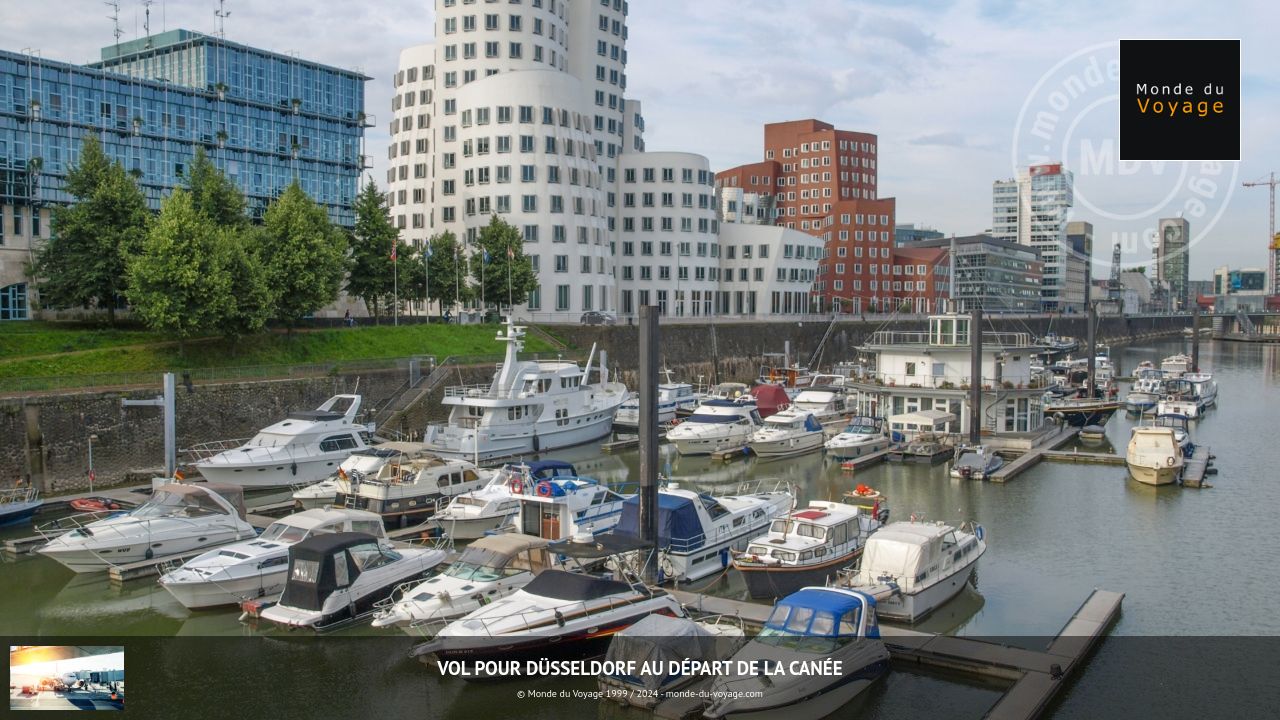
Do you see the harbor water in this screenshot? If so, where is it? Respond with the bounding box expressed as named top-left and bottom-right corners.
top-left (4, 337), bottom-right (1280, 718)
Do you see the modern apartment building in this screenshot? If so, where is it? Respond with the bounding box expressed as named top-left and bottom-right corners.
top-left (0, 31), bottom-right (369, 320)
top-left (717, 223), bottom-right (823, 316)
top-left (1155, 217), bottom-right (1190, 310)
top-left (716, 119), bottom-right (897, 314)
top-left (912, 235), bottom-right (1043, 313)
top-left (992, 163), bottom-right (1084, 311)
top-left (894, 223), bottom-right (944, 247)
top-left (387, 0), bottom-right (640, 320)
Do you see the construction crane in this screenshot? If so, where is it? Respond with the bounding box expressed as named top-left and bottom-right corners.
top-left (1242, 172), bottom-right (1278, 294)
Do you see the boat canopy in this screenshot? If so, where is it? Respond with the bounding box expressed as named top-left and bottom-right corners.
top-left (604, 614), bottom-right (746, 692)
top-left (614, 493), bottom-right (706, 552)
top-left (280, 531), bottom-right (378, 611)
top-left (750, 384), bottom-right (790, 416)
top-left (764, 587), bottom-right (878, 639)
top-left (459, 534), bottom-right (551, 572)
top-left (150, 483), bottom-right (246, 519)
top-left (525, 460), bottom-right (577, 479)
top-left (521, 569), bottom-right (634, 601)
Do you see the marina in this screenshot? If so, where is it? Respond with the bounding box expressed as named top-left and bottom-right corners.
top-left (0, 333), bottom-right (1270, 719)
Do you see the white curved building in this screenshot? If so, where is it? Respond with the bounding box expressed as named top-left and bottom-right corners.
top-left (387, 44), bottom-right (437, 314)
top-left (616, 151), bottom-right (720, 317)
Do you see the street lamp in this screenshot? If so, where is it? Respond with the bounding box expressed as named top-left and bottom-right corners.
top-left (88, 434), bottom-right (99, 493)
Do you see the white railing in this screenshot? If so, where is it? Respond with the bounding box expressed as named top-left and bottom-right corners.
top-left (182, 438), bottom-right (251, 462)
top-left (442, 383), bottom-right (504, 399)
top-left (865, 330), bottom-right (1035, 347)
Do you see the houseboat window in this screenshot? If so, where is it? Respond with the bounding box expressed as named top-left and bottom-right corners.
top-left (463, 469), bottom-right (479, 482)
top-left (905, 362), bottom-right (917, 376)
top-left (259, 556), bottom-right (288, 569)
top-left (800, 551), bottom-right (814, 560)
top-left (832, 523), bottom-right (848, 545)
top-left (732, 516), bottom-right (745, 527)
top-left (291, 558), bottom-right (321, 583)
top-left (815, 547), bottom-right (826, 557)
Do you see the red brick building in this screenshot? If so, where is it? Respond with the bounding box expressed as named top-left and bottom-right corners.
top-left (716, 119), bottom-right (897, 313)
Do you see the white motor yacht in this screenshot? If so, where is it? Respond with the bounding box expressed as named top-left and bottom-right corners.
top-left (667, 400), bottom-right (764, 456)
top-left (1124, 372), bottom-right (1166, 413)
top-left (749, 411), bottom-right (825, 458)
top-left (949, 445), bottom-right (1005, 480)
top-left (336, 454), bottom-right (488, 528)
top-left (409, 568), bottom-right (685, 668)
top-left (1161, 353), bottom-right (1192, 378)
top-left (614, 374), bottom-right (700, 429)
top-left (1126, 426), bottom-right (1184, 486)
top-left (1183, 372), bottom-right (1218, 408)
top-left (158, 508), bottom-right (388, 609)
top-left (370, 534), bottom-right (553, 630)
top-left (37, 483), bottom-right (256, 573)
top-left (839, 519), bottom-right (986, 623)
top-left (291, 443), bottom-right (435, 510)
top-left (510, 462), bottom-right (633, 541)
top-left (426, 463), bottom-right (529, 539)
top-left (734, 499), bottom-right (884, 600)
top-left (192, 395), bottom-right (372, 488)
top-left (786, 385), bottom-right (853, 431)
top-left (703, 587), bottom-right (890, 720)
top-left (257, 531), bottom-right (447, 631)
top-left (422, 318), bottom-right (628, 463)
top-left (611, 482), bottom-right (793, 583)
top-left (825, 416), bottom-right (890, 459)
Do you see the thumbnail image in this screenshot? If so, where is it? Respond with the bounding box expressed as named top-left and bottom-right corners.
top-left (9, 646), bottom-right (124, 711)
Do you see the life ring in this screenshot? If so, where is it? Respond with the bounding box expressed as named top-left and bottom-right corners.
top-left (535, 481), bottom-right (554, 497)
top-left (508, 475), bottom-right (524, 494)
top-left (854, 484), bottom-right (874, 496)
top-left (1166, 395), bottom-right (1176, 401)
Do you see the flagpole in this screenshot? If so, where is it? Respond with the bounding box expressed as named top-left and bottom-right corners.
top-left (424, 242), bottom-right (430, 320)
top-left (454, 243), bottom-right (460, 319)
top-left (507, 242), bottom-right (513, 309)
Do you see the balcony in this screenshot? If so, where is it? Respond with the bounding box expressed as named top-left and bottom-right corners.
top-left (864, 329), bottom-right (1036, 348)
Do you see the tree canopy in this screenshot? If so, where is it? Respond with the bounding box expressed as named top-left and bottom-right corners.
top-left (423, 231), bottom-right (471, 316)
top-left (259, 181), bottom-right (347, 328)
top-left (184, 147), bottom-right (248, 227)
top-left (345, 181), bottom-right (401, 320)
top-left (468, 215), bottom-right (539, 310)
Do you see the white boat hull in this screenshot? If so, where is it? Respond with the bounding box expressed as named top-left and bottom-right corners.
top-left (1156, 400), bottom-right (1201, 418)
top-left (427, 512), bottom-right (514, 540)
top-left (670, 426), bottom-right (755, 456)
top-left (38, 526), bottom-right (252, 574)
top-left (161, 568), bottom-right (287, 609)
top-left (750, 432), bottom-right (824, 458)
top-left (197, 456), bottom-right (347, 488)
top-left (424, 411), bottom-right (621, 464)
top-left (1127, 463), bottom-right (1182, 486)
top-left (825, 437), bottom-right (890, 459)
top-left (873, 554), bottom-right (980, 623)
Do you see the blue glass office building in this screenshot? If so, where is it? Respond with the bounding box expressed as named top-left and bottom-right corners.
top-left (0, 31), bottom-right (370, 319)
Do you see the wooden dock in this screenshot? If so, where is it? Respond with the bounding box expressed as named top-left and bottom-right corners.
top-left (710, 445), bottom-right (752, 462)
top-left (1039, 449), bottom-right (1126, 465)
top-left (835, 447), bottom-right (893, 472)
top-left (989, 428), bottom-right (1080, 482)
top-left (1181, 445), bottom-right (1214, 488)
top-left (667, 587), bottom-right (1123, 720)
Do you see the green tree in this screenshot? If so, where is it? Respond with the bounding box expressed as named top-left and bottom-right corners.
top-left (467, 215), bottom-right (539, 311)
top-left (345, 181), bottom-right (400, 321)
top-left (260, 181), bottom-right (347, 329)
top-left (184, 147), bottom-right (248, 227)
top-left (125, 190), bottom-right (234, 348)
top-left (214, 227), bottom-right (274, 343)
top-left (423, 231), bottom-right (471, 318)
top-left (35, 135), bottom-right (148, 324)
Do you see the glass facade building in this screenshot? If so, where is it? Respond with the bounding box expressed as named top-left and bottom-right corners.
top-left (0, 30), bottom-right (370, 320)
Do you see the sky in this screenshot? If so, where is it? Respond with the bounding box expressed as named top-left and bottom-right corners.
top-left (10, 650), bottom-right (125, 680)
top-left (3, 0), bottom-right (1277, 280)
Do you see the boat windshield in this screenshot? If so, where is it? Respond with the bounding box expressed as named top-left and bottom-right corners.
top-left (769, 519), bottom-right (825, 538)
top-left (260, 522), bottom-right (310, 543)
top-left (757, 604), bottom-right (862, 652)
top-left (843, 421), bottom-right (878, 435)
top-left (132, 489), bottom-right (226, 519)
top-left (442, 546), bottom-right (523, 582)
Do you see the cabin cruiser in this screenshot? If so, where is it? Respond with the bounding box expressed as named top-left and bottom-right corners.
top-left (1038, 333), bottom-right (1080, 356)
top-left (1182, 372), bottom-right (1218, 408)
top-left (838, 519), bottom-right (986, 623)
top-left (1124, 372), bottom-right (1166, 413)
top-left (1155, 378), bottom-right (1209, 418)
top-left (510, 461), bottom-right (632, 541)
top-left (599, 613), bottom-right (747, 710)
top-left (1154, 413), bottom-right (1193, 456)
top-left (1126, 427), bottom-right (1184, 486)
top-left (1161, 354), bottom-right (1192, 378)
top-left (0, 486), bottom-right (42, 527)
top-left (668, 400), bottom-right (764, 456)
top-left (749, 411), bottom-right (825, 458)
top-left (193, 395), bottom-right (373, 488)
top-left (785, 386), bottom-right (853, 431)
top-left (257, 531), bottom-right (447, 631)
top-left (733, 500), bottom-right (884, 599)
top-left (158, 508), bottom-right (388, 609)
top-left (758, 362), bottom-right (820, 397)
top-left (37, 483), bottom-right (256, 573)
top-left (422, 318), bottom-right (628, 463)
top-left (704, 382), bottom-right (752, 402)
top-left (825, 416), bottom-right (890, 459)
top-left (949, 445), bottom-right (1005, 480)
top-left (614, 375), bottom-right (700, 429)
top-left (292, 444), bottom-right (436, 510)
top-left (703, 587), bottom-right (890, 720)
top-left (409, 568), bottom-right (686, 667)
top-left (1044, 395), bottom-right (1122, 427)
top-left (424, 462), bottom-right (542, 539)
top-left (371, 534), bottom-right (553, 631)
top-left (335, 455), bottom-right (487, 528)
top-left (610, 482), bottom-right (792, 583)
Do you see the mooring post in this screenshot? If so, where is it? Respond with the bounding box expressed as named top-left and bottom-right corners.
top-left (638, 306), bottom-right (660, 584)
top-left (969, 308), bottom-right (982, 445)
top-left (1087, 303), bottom-right (1097, 398)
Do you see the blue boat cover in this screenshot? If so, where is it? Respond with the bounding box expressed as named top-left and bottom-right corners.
top-left (803, 414), bottom-right (823, 433)
top-left (613, 493), bottom-right (704, 551)
top-left (764, 588), bottom-right (878, 639)
top-left (526, 460), bottom-right (576, 479)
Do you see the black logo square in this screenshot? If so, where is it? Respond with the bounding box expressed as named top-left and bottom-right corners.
top-left (1119, 39), bottom-right (1240, 161)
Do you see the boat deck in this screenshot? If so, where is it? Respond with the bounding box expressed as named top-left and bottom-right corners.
top-left (665, 588), bottom-right (1123, 720)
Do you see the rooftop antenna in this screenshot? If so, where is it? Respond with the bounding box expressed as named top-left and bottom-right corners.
top-left (215, 0), bottom-right (230, 39)
top-left (105, 1), bottom-right (123, 47)
top-left (142, 0), bottom-right (154, 46)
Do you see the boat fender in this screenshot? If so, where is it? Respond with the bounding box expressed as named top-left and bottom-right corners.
top-left (291, 461), bottom-right (298, 476)
top-left (532, 434), bottom-right (540, 454)
top-left (975, 525), bottom-right (984, 541)
top-left (535, 481), bottom-right (554, 497)
top-left (719, 547), bottom-right (730, 569)
top-left (554, 609), bottom-right (565, 628)
top-left (144, 548), bottom-right (154, 560)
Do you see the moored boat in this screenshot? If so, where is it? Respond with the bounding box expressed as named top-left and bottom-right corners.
top-left (1126, 426), bottom-right (1184, 486)
top-left (825, 416), bottom-right (890, 459)
top-left (0, 486), bottom-right (43, 527)
top-left (949, 445), bottom-right (1004, 480)
top-left (668, 399), bottom-right (764, 456)
top-left (748, 411), bottom-right (825, 458)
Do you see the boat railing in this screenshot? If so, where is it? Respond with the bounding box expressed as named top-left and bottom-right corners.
top-left (182, 438), bottom-right (252, 462)
top-left (442, 383), bottom-right (510, 399)
top-left (34, 509), bottom-right (242, 543)
top-left (0, 486), bottom-right (39, 505)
